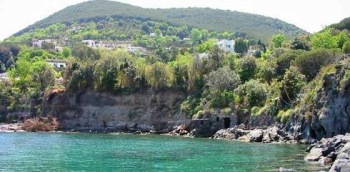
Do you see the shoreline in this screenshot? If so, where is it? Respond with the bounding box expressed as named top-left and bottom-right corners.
top-left (2, 122), bottom-right (349, 170)
top-left (0, 123), bottom-right (25, 132)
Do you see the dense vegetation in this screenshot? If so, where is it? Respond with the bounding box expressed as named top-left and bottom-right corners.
top-left (14, 0), bottom-right (306, 42)
top-left (1, 2), bottom-right (350, 128)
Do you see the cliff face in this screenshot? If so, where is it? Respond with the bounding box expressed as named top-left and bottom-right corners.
top-left (43, 89), bottom-right (190, 132)
top-left (288, 64), bottom-right (350, 140)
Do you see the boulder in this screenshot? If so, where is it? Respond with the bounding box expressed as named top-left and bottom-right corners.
top-left (329, 142), bottom-right (350, 171)
top-left (262, 126), bottom-right (280, 143)
top-left (213, 128), bottom-right (235, 140)
top-left (329, 159), bottom-right (350, 172)
top-left (234, 129), bottom-right (250, 139)
top-left (248, 129), bottom-right (263, 142)
top-left (321, 146), bottom-right (335, 156)
top-left (304, 148), bottom-right (323, 161)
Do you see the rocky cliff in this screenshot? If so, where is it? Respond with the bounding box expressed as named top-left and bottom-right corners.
top-left (287, 63), bottom-right (350, 141)
top-left (43, 89), bottom-right (190, 132)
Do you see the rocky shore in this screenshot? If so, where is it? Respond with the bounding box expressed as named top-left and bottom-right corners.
top-left (304, 134), bottom-right (350, 171)
top-left (0, 123), bottom-right (24, 132)
top-left (211, 125), bottom-right (297, 144)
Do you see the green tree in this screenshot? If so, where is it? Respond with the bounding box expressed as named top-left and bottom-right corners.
top-left (9, 58), bottom-right (55, 92)
top-left (234, 38), bottom-right (249, 54)
top-left (336, 31), bottom-right (350, 49)
top-left (293, 49), bottom-right (337, 81)
top-left (94, 56), bottom-right (119, 91)
top-left (66, 62), bottom-right (95, 92)
top-left (207, 45), bottom-right (225, 71)
top-left (197, 39), bottom-right (215, 53)
top-left (205, 66), bottom-right (241, 91)
top-left (31, 60), bottom-right (55, 91)
top-left (191, 28), bottom-right (202, 44)
top-left (279, 66), bottom-right (306, 107)
top-left (275, 50), bottom-right (304, 78)
top-left (311, 28), bottom-right (338, 49)
top-left (235, 79), bottom-right (268, 108)
top-left (72, 43), bottom-right (101, 61)
top-left (62, 47), bottom-right (72, 58)
top-left (145, 62), bottom-right (174, 89)
top-left (237, 57), bottom-right (257, 83)
top-left (343, 41), bottom-right (350, 54)
top-left (271, 34), bottom-right (286, 48)
top-left (290, 38), bottom-right (309, 50)
top-left (0, 45), bottom-right (15, 73)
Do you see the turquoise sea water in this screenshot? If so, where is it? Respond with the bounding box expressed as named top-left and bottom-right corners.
top-left (0, 133), bottom-right (325, 172)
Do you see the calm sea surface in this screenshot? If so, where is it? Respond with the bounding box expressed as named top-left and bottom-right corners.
top-left (0, 133), bottom-right (326, 172)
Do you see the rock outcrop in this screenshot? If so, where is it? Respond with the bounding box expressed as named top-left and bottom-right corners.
top-left (286, 64), bottom-right (350, 141)
top-left (213, 125), bottom-right (296, 143)
top-left (304, 134), bottom-right (350, 171)
top-left (43, 89), bottom-right (190, 133)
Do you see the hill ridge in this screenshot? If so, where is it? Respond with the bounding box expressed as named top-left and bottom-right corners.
top-left (14, 0), bottom-right (306, 41)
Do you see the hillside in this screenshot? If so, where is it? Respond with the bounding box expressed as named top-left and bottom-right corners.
top-left (14, 0), bottom-right (306, 41)
top-left (329, 17), bottom-right (350, 31)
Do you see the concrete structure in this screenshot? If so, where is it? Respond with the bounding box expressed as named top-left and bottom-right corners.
top-left (82, 40), bottom-right (96, 47)
top-left (32, 39), bottom-right (44, 48)
top-left (0, 73), bottom-right (8, 82)
top-left (217, 39), bottom-right (235, 53)
top-left (47, 59), bottom-right (67, 68)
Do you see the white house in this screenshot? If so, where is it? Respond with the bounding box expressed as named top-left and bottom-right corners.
top-left (127, 45), bottom-right (144, 53)
top-left (0, 73), bottom-right (8, 81)
top-left (32, 39), bottom-right (44, 48)
top-left (217, 39), bottom-right (235, 53)
top-left (198, 52), bottom-right (208, 59)
top-left (47, 59), bottom-right (67, 68)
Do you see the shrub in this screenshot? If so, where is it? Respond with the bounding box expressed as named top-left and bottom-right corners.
top-left (342, 41), bottom-right (350, 54)
top-left (194, 110), bottom-right (205, 119)
top-left (237, 57), bottom-right (256, 82)
top-left (209, 90), bottom-right (235, 108)
top-left (21, 117), bottom-right (59, 132)
top-left (277, 109), bottom-right (293, 123)
top-left (293, 49), bottom-right (338, 81)
top-left (235, 79), bottom-right (268, 108)
top-left (275, 50), bottom-right (304, 78)
top-left (205, 66), bottom-right (241, 91)
top-left (279, 67), bottom-right (306, 107)
top-left (340, 69), bottom-right (350, 90)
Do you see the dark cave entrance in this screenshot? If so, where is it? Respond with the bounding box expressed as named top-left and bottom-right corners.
top-left (223, 117), bottom-right (231, 128)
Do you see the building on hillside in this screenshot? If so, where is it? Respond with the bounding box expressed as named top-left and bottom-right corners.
top-left (47, 59), bottom-right (67, 69)
top-left (82, 40), bottom-right (96, 47)
top-left (32, 39), bottom-right (44, 48)
top-left (197, 52), bottom-right (208, 59)
top-left (32, 39), bottom-right (58, 49)
top-left (217, 39), bottom-right (235, 53)
top-left (54, 45), bottom-right (63, 52)
top-left (0, 73), bottom-right (9, 82)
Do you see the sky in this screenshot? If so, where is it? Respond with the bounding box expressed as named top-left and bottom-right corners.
top-left (0, 0), bottom-right (350, 41)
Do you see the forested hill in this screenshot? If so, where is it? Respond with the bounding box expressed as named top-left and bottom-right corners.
top-left (14, 0), bottom-right (306, 41)
top-left (329, 17), bottom-right (350, 31)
